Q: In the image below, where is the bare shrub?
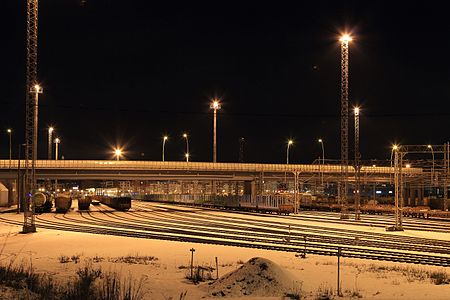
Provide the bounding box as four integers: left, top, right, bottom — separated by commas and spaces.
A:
109, 254, 158, 265
430, 270, 449, 285
121, 273, 148, 300
58, 255, 70, 264
315, 282, 334, 300
185, 266, 214, 284
284, 283, 304, 300
71, 254, 81, 264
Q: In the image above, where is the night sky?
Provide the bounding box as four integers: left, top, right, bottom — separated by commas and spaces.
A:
1, 1, 450, 163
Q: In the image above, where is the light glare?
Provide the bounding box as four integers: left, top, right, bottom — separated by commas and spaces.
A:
339, 34, 353, 43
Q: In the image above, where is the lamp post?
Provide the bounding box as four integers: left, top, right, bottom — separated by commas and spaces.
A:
183, 133, 189, 162
354, 107, 361, 220
48, 127, 54, 160
390, 144, 398, 184
286, 140, 293, 164
318, 139, 325, 186
162, 136, 168, 162
427, 145, 435, 186
7, 129, 12, 169
54, 138, 60, 160
210, 99, 221, 163
114, 148, 122, 161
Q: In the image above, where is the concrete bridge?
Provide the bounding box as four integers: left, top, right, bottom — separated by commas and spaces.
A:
0, 159, 421, 181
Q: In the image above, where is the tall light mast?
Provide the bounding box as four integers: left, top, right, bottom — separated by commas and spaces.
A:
23, 0, 40, 233
354, 107, 361, 220
339, 34, 352, 219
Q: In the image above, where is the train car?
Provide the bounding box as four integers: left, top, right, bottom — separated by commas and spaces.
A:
55, 196, 72, 213
32, 192, 53, 213
100, 196, 131, 211
78, 196, 92, 210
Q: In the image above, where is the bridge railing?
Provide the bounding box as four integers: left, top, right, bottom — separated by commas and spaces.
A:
0, 159, 422, 174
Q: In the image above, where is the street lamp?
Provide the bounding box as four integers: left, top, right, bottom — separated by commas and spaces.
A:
210, 99, 221, 163
427, 145, 435, 186
390, 144, 399, 184
318, 139, 325, 186
114, 148, 122, 161
162, 136, 168, 162
183, 133, 189, 162
286, 140, 293, 164
318, 139, 325, 164
54, 138, 60, 160
48, 127, 54, 160
7, 129, 12, 169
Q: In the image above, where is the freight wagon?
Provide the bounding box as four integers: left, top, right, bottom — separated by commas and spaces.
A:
141, 194, 295, 215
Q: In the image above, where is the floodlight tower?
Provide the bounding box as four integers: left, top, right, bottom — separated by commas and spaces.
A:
354, 107, 361, 220
339, 34, 352, 219
23, 0, 40, 233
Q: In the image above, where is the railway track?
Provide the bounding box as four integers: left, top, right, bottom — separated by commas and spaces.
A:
135, 202, 450, 250
142, 199, 450, 233
90, 205, 450, 256
1, 202, 450, 267
295, 210, 450, 232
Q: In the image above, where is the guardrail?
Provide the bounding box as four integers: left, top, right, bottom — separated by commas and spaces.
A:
0, 159, 422, 174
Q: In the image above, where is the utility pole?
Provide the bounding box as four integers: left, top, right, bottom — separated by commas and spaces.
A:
393, 147, 403, 231
337, 247, 342, 296
444, 143, 449, 211
23, 0, 40, 233
339, 34, 352, 219
190, 248, 195, 279
354, 107, 361, 220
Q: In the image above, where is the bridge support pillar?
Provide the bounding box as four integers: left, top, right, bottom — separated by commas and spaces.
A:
243, 181, 256, 201
419, 186, 424, 206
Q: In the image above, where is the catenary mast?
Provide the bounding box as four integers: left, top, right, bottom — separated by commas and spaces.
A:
23, 0, 41, 233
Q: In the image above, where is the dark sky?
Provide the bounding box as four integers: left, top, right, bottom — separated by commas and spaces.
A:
1, 1, 450, 163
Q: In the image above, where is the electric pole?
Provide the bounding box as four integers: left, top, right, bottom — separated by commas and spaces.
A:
23, 0, 40, 233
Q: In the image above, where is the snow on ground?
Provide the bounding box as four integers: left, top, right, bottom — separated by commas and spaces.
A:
0, 220, 449, 299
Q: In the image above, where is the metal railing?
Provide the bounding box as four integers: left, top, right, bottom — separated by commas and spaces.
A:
0, 159, 422, 174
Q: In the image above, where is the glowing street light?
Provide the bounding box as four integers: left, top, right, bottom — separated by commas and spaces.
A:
114, 148, 122, 161
183, 133, 190, 162
427, 145, 435, 185
54, 138, 61, 160
339, 34, 353, 43
390, 144, 399, 184
210, 99, 221, 163
6, 129, 12, 169
162, 136, 168, 162
286, 140, 293, 164
318, 138, 325, 186
48, 126, 54, 160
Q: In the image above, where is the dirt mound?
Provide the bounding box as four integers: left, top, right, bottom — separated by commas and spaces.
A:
209, 257, 300, 297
